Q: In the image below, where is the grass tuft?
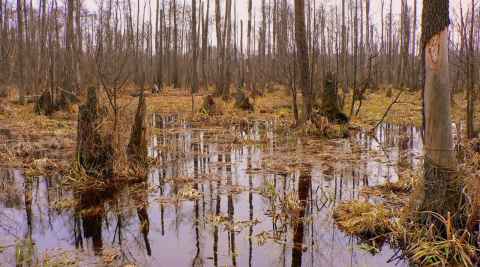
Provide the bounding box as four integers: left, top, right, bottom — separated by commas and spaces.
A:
333, 201, 393, 239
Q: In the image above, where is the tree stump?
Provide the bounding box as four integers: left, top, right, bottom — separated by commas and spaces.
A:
201, 95, 218, 114
127, 92, 148, 168
77, 87, 114, 178
386, 85, 393, 98
320, 72, 348, 124
234, 90, 254, 111
35, 88, 70, 115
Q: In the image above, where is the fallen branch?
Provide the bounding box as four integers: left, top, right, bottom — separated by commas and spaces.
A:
370, 88, 405, 133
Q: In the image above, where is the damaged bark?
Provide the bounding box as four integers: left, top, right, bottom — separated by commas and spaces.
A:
420, 0, 467, 231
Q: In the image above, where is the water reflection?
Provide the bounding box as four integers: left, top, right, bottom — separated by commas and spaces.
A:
0, 120, 423, 266
76, 191, 105, 255
291, 167, 312, 267
135, 183, 152, 256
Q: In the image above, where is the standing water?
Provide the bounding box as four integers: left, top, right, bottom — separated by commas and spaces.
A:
0, 114, 423, 266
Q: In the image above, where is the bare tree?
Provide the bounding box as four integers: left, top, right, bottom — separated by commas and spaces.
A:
191, 0, 198, 111
172, 0, 179, 88
64, 0, 76, 98
201, 0, 209, 89
16, 0, 26, 103
294, 0, 311, 121
215, 0, 223, 95
467, 0, 476, 139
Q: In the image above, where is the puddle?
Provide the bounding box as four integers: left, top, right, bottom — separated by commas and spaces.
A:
0, 117, 423, 266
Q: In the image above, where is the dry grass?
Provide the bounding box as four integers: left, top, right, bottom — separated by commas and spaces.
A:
333, 201, 393, 239
334, 200, 478, 266
347, 89, 422, 127
335, 164, 480, 266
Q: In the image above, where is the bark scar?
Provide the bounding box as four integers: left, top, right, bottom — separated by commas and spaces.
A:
427, 34, 441, 69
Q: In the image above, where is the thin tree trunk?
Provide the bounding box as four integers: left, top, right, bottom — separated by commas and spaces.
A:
16, 0, 26, 103
247, 0, 253, 92
412, 0, 417, 89
191, 0, 198, 111
64, 0, 75, 97
201, 0, 209, 89
172, 0, 179, 88
467, 0, 476, 139
215, 0, 223, 95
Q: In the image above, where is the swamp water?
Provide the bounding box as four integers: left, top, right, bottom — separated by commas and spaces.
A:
0, 116, 423, 266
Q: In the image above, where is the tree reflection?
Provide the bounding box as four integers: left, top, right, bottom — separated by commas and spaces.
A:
75, 191, 105, 255
291, 166, 312, 267
135, 183, 151, 256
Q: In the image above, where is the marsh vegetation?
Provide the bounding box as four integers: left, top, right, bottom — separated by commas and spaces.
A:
1, 0, 480, 266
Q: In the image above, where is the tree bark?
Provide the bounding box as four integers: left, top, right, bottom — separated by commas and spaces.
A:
16, 0, 26, 104
467, 0, 476, 139
294, 0, 311, 121
191, 0, 198, 95
64, 0, 76, 98
172, 0, 179, 88
247, 0, 253, 92
215, 0, 223, 95
421, 0, 464, 227
201, 0, 209, 89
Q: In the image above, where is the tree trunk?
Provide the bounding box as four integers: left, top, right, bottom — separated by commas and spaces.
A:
421, 0, 464, 228
221, 0, 232, 100
215, 0, 223, 95
0, 0, 4, 83
172, 0, 179, 88
64, 0, 75, 98
201, 0, 209, 89
191, 0, 198, 96
75, 0, 82, 89
247, 0, 253, 92
411, 0, 418, 89
294, 0, 311, 121
16, 0, 26, 104
341, 0, 347, 94
467, 0, 476, 139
